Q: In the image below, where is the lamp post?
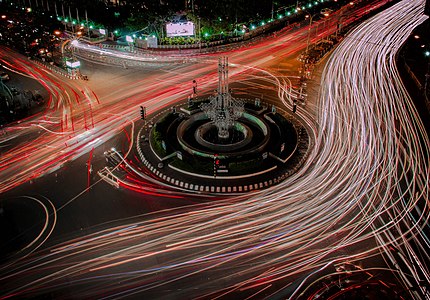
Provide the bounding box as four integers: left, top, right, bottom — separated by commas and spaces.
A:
335, 13, 347, 39
198, 17, 201, 51
334, 3, 357, 38
271, 0, 274, 20
425, 51, 430, 104
305, 13, 318, 54
306, 11, 331, 53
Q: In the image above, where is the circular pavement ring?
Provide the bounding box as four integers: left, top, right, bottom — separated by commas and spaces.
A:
135, 101, 311, 193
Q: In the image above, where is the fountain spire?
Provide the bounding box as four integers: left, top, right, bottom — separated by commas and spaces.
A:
201, 57, 244, 139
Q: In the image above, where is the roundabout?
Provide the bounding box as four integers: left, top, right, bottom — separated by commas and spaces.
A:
136, 57, 312, 193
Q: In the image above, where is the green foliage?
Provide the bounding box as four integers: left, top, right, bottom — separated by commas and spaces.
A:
157, 112, 176, 131
149, 112, 178, 157
124, 15, 148, 31
160, 36, 198, 45
228, 158, 263, 175
150, 125, 167, 157
270, 113, 297, 154
170, 156, 213, 175
188, 99, 209, 110
244, 102, 262, 111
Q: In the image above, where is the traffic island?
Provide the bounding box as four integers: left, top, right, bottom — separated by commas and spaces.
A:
133, 57, 311, 194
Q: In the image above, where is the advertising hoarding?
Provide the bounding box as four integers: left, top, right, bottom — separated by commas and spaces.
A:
126, 35, 134, 43
166, 22, 195, 37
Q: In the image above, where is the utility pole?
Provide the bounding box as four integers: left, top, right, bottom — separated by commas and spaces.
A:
305, 14, 316, 55
86, 9, 90, 39
198, 17, 201, 51
140, 106, 146, 120
424, 53, 430, 108
213, 154, 219, 178
192, 80, 197, 95
271, 0, 274, 20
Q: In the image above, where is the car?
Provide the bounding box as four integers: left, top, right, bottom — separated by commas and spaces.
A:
0, 72, 10, 81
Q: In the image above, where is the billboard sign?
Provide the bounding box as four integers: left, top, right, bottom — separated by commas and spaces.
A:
166, 21, 195, 37
126, 35, 134, 43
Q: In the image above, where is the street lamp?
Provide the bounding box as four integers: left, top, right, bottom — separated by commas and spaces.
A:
305, 13, 319, 54
305, 10, 332, 53
425, 51, 430, 104
198, 17, 201, 51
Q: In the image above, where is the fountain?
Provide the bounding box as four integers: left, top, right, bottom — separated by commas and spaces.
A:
200, 57, 244, 139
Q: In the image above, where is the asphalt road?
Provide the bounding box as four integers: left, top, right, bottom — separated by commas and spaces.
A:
1, 0, 428, 299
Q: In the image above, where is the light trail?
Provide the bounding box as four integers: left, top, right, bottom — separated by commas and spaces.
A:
0, 0, 429, 298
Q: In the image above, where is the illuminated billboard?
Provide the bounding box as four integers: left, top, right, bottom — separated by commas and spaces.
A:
125, 35, 134, 43
166, 22, 195, 37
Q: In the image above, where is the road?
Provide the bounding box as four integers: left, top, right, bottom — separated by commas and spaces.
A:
0, 0, 429, 299
0, 0, 389, 195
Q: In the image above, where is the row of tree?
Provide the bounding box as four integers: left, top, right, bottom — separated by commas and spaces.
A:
52, 0, 298, 32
